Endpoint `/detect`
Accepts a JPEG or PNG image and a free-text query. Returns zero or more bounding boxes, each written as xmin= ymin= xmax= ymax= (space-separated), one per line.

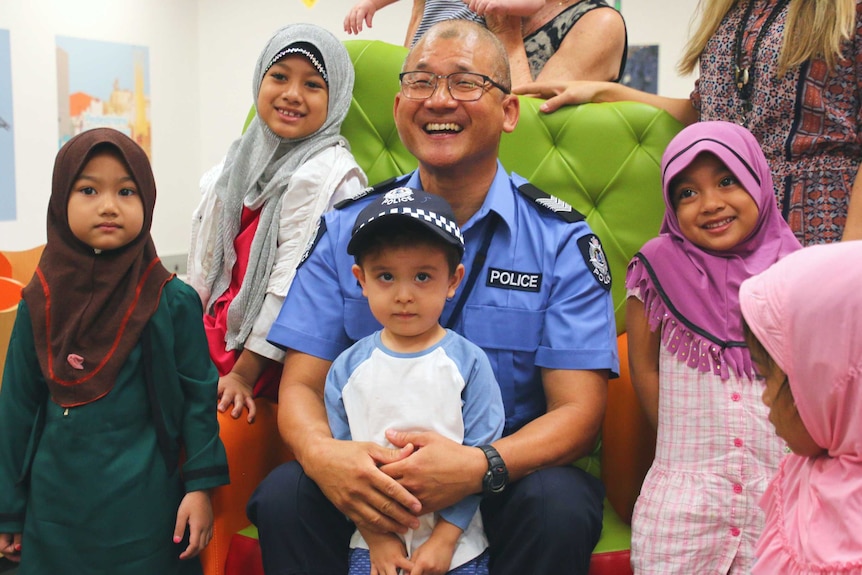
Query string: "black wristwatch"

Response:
xmin=478 ymin=444 xmax=508 ymax=495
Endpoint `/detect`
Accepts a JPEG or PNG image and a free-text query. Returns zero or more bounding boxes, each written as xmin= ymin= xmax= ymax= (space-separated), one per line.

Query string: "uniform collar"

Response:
xmin=404 ymin=160 xmax=514 ymax=234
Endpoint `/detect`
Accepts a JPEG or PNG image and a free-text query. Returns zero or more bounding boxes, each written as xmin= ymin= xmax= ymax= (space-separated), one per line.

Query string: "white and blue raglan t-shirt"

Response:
xmin=324 ymin=329 xmax=504 ymax=569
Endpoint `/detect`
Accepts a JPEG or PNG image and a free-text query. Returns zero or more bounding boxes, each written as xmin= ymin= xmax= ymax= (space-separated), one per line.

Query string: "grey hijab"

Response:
xmin=208 ymin=23 xmax=354 ymax=350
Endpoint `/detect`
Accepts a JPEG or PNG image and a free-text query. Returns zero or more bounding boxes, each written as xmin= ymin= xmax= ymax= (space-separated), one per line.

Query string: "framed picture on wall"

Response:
xmin=55 ymin=36 xmax=151 ymax=158
xmin=622 ymin=45 xmax=658 ymax=94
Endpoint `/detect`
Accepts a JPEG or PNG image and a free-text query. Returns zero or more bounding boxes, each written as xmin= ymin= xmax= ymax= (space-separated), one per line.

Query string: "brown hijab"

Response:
xmin=22 ymin=128 xmax=172 ymax=407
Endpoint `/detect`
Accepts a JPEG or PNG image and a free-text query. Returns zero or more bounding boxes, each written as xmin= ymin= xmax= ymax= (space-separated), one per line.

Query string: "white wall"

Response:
xmin=622 ymin=0 xmax=699 ymax=98
xmin=0 ymin=0 xmax=696 ymax=257
xmin=0 ymin=0 xmax=200 ymax=254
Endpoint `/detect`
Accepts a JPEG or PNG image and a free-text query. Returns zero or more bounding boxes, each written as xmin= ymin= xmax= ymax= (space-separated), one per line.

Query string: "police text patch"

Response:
xmin=486 ymin=268 xmax=542 ymax=292
xmin=577 ymin=234 xmax=611 ymax=291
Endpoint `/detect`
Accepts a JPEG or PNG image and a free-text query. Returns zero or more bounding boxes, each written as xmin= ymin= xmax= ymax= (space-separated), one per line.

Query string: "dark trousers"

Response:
xmin=247 ymin=460 xmax=604 ymax=575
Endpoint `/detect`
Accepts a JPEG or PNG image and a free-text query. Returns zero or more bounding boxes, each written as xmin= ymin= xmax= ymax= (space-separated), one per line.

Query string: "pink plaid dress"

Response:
xmin=629 ymin=292 xmax=786 ymax=574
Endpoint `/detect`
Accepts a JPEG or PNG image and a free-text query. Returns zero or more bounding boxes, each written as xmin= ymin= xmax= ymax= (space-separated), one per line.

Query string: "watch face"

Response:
xmin=485 ymin=465 xmax=507 ymax=492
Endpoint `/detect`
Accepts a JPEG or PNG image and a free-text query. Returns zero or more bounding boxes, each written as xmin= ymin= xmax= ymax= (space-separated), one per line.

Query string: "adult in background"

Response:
xmin=469 ymin=0 xmax=628 ymax=88
xmin=247 ymin=19 xmax=618 ymax=575
xmin=517 ymin=0 xmax=862 ymax=245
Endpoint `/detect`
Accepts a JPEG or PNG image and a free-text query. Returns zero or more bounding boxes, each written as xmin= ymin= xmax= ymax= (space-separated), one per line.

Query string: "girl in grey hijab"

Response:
xmin=188 ymin=23 xmax=366 ymax=423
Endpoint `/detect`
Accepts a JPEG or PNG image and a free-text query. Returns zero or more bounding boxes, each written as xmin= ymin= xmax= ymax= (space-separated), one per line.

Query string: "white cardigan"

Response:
xmin=187 ymin=143 xmax=367 ymax=363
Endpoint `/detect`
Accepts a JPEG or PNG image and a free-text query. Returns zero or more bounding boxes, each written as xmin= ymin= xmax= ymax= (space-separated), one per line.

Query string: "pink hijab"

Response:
xmin=626 ymin=121 xmax=800 ymax=379
xmin=740 ymin=241 xmax=862 ymax=573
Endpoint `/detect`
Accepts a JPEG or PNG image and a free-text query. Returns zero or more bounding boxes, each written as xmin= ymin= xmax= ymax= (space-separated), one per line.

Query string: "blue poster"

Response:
xmin=0 ymin=29 xmax=15 ymax=222
xmin=622 ymin=45 xmax=659 ymax=95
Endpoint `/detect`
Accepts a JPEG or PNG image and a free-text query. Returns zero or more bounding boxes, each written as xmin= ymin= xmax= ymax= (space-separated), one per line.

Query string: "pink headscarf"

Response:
xmin=740 ymin=241 xmax=862 ymax=574
xmin=626 ymin=121 xmax=800 ymax=379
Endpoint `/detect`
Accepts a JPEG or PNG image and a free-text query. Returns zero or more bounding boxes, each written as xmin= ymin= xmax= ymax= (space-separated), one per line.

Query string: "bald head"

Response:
xmin=405 ymin=20 xmax=512 ymax=92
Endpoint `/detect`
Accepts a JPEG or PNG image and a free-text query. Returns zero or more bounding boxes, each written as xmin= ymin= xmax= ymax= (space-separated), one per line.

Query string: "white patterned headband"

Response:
xmin=264 ymin=43 xmax=328 ymax=85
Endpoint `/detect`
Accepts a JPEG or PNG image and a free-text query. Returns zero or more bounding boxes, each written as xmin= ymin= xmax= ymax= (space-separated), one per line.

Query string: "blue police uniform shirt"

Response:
xmin=268 ymin=162 xmax=619 ymax=436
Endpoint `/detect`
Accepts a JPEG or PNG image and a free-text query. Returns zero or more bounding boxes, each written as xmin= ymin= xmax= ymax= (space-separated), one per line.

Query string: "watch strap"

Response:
xmin=479 ymin=444 xmax=508 ymax=495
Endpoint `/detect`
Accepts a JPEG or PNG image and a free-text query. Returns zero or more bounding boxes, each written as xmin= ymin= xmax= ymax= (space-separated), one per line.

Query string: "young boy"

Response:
xmin=324 ymin=187 xmax=505 ymax=575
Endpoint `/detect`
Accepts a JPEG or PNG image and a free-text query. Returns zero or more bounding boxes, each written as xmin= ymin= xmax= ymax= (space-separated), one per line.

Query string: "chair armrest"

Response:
xmin=199 ymin=398 xmax=293 ymax=575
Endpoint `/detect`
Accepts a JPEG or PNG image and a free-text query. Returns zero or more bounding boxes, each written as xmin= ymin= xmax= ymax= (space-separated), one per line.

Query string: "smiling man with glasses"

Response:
xmin=250 ymin=19 xmax=618 ymax=575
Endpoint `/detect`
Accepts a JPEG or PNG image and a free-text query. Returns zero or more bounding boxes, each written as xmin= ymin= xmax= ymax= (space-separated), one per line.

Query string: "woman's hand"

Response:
xmin=514 ymin=80 xmax=603 ymax=112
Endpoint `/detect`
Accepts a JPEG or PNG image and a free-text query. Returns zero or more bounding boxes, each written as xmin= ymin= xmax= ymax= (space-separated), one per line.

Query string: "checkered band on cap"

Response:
xmin=347 ymin=187 xmax=465 ymax=257
xmin=264 ymin=45 xmax=328 ymax=84
xmin=358 ymin=206 xmax=464 ymax=246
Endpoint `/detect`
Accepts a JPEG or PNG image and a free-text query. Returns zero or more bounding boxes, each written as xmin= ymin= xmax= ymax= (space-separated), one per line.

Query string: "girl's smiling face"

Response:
xmin=257 ymin=54 xmax=329 ymax=140
xmin=670 ymin=152 xmax=759 ymax=252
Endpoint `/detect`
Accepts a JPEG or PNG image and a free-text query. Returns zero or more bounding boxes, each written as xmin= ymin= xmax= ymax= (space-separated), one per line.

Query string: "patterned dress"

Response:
xmin=692 ymin=0 xmax=862 ymax=245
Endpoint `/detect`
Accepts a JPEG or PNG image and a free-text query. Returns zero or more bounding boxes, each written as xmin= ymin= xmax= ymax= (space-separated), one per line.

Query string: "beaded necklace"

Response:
xmin=732 ymin=0 xmax=790 ymax=124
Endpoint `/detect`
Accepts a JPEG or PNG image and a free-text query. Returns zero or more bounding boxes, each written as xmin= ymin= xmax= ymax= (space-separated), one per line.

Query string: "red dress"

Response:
xmin=203 ymin=206 xmax=281 ymax=400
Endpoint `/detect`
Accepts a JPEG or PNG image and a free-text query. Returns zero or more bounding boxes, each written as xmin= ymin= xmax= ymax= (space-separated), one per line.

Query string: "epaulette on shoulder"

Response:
xmin=334 ymin=175 xmax=412 ymax=210
xmin=517 ymin=183 xmax=585 ymax=223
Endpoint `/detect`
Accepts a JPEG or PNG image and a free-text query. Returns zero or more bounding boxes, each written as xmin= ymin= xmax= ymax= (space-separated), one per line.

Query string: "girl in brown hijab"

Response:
xmin=0 ymin=128 xmax=228 ymax=574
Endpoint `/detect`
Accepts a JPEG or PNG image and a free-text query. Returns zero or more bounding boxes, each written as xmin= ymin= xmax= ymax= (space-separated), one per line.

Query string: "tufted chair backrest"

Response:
xmin=341 ymin=39 xmax=682 ymax=333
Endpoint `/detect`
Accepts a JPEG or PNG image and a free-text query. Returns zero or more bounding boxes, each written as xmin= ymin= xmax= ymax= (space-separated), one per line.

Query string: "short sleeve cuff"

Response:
xmin=536 ymin=346 xmax=619 ymax=377
xmin=267 ymin=323 xmax=345 ymax=362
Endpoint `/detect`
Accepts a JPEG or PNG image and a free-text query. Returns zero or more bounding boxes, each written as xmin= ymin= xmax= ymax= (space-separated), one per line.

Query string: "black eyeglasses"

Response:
xmin=399 ymin=71 xmax=511 ymax=102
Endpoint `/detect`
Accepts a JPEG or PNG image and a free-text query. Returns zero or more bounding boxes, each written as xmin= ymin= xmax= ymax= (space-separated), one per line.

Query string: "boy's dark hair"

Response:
xmin=352 ymin=217 xmax=462 ymax=274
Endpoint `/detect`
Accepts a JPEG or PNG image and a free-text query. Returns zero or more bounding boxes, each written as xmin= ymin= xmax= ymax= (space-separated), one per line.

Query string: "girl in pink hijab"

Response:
xmin=741 ymin=241 xmax=862 ymax=574
xmin=626 ymin=121 xmax=801 ymax=573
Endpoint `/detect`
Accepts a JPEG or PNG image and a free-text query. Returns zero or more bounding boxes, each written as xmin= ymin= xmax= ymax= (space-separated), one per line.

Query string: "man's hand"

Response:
xmin=304 ymin=437 xmax=423 ymax=535
xmin=381 ymin=430 xmax=486 ymax=514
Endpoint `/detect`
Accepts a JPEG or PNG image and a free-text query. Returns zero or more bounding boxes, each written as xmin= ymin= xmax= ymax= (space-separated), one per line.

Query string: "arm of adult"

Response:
xmin=535 ymin=8 xmax=626 ymax=83
xmin=277 ymin=349 xmax=422 ymax=534
xmin=625 ymin=297 xmax=660 ymax=430
xmin=842 ymin=163 xmax=862 ymax=241
xmin=514 ymin=80 xmax=699 ymax=125
xmin=383 ymin=367 xmax=607 ymax=514
xmin=486 ymin=7 xmax=626 ymax=88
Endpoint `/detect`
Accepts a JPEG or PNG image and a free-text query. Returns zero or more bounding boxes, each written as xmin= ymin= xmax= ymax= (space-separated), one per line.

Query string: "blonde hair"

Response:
xmin=678 ymin=0 xmax=856 ymax=77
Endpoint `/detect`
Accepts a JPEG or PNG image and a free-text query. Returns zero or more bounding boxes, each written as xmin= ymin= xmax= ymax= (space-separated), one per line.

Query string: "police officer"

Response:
xmin=248 ymin=19 xmax=618 ymax=575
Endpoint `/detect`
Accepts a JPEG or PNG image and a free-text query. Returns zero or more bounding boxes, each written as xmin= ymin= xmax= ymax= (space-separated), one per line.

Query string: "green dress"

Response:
xmin=0 ymin=278 xmax=229 ymax=574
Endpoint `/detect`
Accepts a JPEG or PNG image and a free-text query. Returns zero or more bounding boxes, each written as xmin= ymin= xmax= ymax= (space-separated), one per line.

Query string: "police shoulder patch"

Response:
xmin=334 ymin=175 xmax=412 ymax=210
xmin=577 ymin=234 xmax=612 ymax=291
xmin=297 ymin=217 xmax=327 ymax=270
xmin=517 ymin=183 xmax=585 ymax=223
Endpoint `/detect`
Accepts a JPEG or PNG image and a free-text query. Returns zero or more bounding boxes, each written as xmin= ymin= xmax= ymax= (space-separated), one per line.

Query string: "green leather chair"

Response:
xmin=208 ymin=39 xmax=682 ymax=575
